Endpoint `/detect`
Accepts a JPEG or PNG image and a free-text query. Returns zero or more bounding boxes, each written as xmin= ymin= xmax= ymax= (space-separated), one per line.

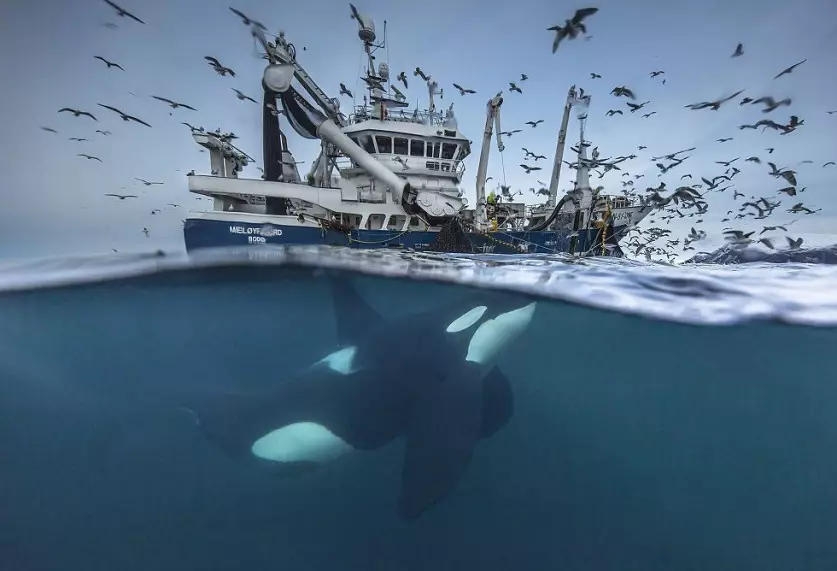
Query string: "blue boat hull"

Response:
xmin=183 ymin=218 xmax=623 ymax=256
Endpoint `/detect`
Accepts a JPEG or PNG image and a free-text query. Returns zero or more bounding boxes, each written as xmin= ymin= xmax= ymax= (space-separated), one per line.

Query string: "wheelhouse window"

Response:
xmin=410 ymin=139 xmax=424 ymax=156
xmin=357 ymin=134 xmax=376 ymax=154
xmin=426 ymin=142 xmax=440 ymax=158
xmin=375 ymin=135 xmax=392 ymax=154
xmin=441 ymin=143 xmax=457 ymax=160
xmin=393 ymin=137 xmax=409 ymax=155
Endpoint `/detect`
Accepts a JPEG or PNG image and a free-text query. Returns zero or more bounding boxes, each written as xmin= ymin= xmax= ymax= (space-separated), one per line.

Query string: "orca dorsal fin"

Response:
xmin=329 ymin=278 xmax=384 ymax=346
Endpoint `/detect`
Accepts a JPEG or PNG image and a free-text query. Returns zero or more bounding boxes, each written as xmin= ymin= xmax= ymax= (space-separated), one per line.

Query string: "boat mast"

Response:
xmin=474 ymin=92 xmax=504 ymax=231
xmin=546 ymin=85 xmax=577 ymax=210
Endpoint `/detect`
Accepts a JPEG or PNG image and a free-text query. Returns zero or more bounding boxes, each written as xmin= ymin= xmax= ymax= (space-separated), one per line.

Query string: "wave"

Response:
xmin=2 ymin=245 xmax=837 ymax=326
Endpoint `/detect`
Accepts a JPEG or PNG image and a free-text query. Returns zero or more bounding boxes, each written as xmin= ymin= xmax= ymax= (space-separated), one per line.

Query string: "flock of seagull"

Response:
xmin=428 ymin=6 xmax=834 ymax=262
xmin=37 ymin=2 xmax=835 ymax=262
xmin=39 ymin=1 xmax=263 ymax=244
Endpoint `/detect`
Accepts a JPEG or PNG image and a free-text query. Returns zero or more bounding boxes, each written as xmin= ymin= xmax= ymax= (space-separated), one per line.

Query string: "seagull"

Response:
xmin=453 ymin=83 xmax=476 ymax=95
xmin=151 ymin=96 xmax=197 ymax=111
xmin=590 ymin=73 xmax=602 ymax=79
xmin=78 ymin=154 xmax=102 ymax=162
xmin=414 ymin=67 xmax=429 ymax=81
xmin=397 ymin=71 xmax=408 ymax=89
xmin=685 ymin=90 xmax=744 ymax=110
xmin=752 ymin=96 xmax=791 ymax=113
xmin=58 ymin=108 xmax=97 ymax=120
xmin=509 ymin=82 xmax=522 ymax=94
xmin=97 ymin=103 xmax=152 ymax=127
xmin=611 ymin=86 xmax=636 ymax=99
xmin=40 ymin=126 xmax=58 ymax=133
xmin=548 ymin=7 xmax=599 ymax=53
xmin=103 ymin=0 xmax=144 ymax=24
xmin=232 ymin=88 xmax=257 ymax=103
xmin=135 ymin=178 xmax=163 ymax=186
xmin=626 ymin=100 xmax=650 ymax=113
xmin=228 ymin=7 xmax=267 ymax=30
xmin=94 ymin=56 xmax=124 ymax=70
xmin=774 ymin=59 xmax=806 ymax=79
xmin=339 ymin=83 xmax=353 ymax=97
xmin=731 ymin=43 xmax=743 ymax=57
xmin=105 ymin=193 xmax=137 ymax=199
xmin=649 ymin=70 xmax=665 ymax=78
xmin=641 ymin=111 xmax=657 ymax=118
xmin=520 ymin=164 xmax=542 ymax=174
xmin=525 ymin=120 xmax=544 ymax=127
xmin=520 ymin=74 xmax=528 ymax=81
xmin=204 ymin=56 xmax=236 ymax=77
xmin=96 ymin=130 xmax=112 ymax=136
xmin=69 ymin=137 xmax=88 ymax=142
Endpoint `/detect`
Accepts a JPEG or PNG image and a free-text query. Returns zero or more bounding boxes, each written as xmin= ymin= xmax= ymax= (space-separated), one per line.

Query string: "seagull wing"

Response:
xmin=572 ymin=7 xmax=598 ymax=25
xmin=152 ymin=96 xmax=175 ymax=105
xmin=179 ymin=103 xmax=197 ymax=111
xmin=125 ymin=114 xmax=152 ymax=127
xmin=204 ymin=56 xmax=222 ymax=66
xmin=97 ymin=103 xmax=125 ymax=116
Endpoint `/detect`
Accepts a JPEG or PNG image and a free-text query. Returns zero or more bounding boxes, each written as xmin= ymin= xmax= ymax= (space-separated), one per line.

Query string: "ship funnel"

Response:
xmin=263 ymin=63 xmax=295 ymax=93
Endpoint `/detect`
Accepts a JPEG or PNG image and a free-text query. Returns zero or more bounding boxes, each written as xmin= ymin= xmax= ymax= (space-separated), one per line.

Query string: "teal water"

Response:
xmin=1 ymin=246 xmax=836 ymax=571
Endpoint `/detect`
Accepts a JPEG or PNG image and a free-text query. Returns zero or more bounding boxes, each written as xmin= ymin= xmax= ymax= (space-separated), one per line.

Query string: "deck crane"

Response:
xmin=473 ymin=92 xmax=505 ymax=231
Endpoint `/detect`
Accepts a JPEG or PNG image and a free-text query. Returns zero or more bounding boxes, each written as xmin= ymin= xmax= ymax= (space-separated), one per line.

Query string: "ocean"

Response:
xmin=1 ymin=246 xmax=836 ymax=571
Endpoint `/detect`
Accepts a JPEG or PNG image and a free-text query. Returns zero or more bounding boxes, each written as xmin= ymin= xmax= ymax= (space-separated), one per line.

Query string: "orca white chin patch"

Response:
xmin=446 ymin=306 xmax=487 ymax=332
xmin=315 ymin=345 xmax=358 ymax=375
xmin=251 ymin=422 xmax=353 ymax=463
xmin=466 ymin=302 xmax=537 ymax=366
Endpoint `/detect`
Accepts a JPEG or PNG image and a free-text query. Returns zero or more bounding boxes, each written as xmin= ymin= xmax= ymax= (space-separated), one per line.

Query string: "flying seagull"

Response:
xmin=731 ymin=43 xmax=743 ymax=57
xmin=774 ymin=59 xmax=806 ymax=79
xmin=135 ymin=178 xmax=163 ymax=186
xmin=97 ymin=103 xmax=152 ymax=127
xmin=40 ymin=126 xmax=58 ymax=133
xmin=105 ymin=193 xmax=138 ymax=199
xmin=205 ymin=56 xmax=236 ymax=77
xmin=58 ymin=108 xmax=97 ymax=120
xmin=151 ymin=96 xmax=197 ymax=111
xmin=94 ymin=56 xmax=124 ymax=70
xmin=452 ymin=83 xmax=476 ymax=95
xmin=78 ymin=154 xmax=103 ymax=162
xmin=232 ymin=88 xmax=257 ymax=103
xmin=228 ymin=7 xmax=267 ymax=30
xmin=103 ymin=0 xmax=144 ymax=24
xmin=548 ymin=7 xmax=598 ymax=53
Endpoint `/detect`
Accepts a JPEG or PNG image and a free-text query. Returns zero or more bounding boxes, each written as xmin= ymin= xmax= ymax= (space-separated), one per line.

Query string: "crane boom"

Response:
xmin=474 ymin=93 xmax=504 ymax=230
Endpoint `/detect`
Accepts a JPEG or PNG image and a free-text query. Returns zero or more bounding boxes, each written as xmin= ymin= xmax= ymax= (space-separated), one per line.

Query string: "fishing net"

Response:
xmin=426 ymin=218 xmax=474 ymax=253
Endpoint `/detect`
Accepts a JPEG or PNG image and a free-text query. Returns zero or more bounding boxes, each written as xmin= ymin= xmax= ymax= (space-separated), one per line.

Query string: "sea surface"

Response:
xmin=1 ymin=246 xmax=837 ymax=571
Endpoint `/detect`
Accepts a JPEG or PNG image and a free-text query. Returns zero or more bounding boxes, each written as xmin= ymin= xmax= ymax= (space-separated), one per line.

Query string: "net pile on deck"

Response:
xmin=426 ymin=218 xmax=474 ymax=253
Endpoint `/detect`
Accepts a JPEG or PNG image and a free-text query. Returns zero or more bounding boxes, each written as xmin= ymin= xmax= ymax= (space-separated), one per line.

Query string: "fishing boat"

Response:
xmin=182 ymin=6 xmax=652 ymax=256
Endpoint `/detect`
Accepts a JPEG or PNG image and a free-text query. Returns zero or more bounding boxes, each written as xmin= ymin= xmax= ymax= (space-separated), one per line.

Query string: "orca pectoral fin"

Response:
xmin=329 ymin=277 xmax=384 ymax=346
xmin=481 ymin=366 xmax=514 ymax=438
xmin=399 ymin=364 xmax=483 ymax=520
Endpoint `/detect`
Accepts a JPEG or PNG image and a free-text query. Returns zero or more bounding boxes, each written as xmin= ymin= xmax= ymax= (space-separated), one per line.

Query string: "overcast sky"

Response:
xmin=0 ymin=0 xmax=835 ymax=260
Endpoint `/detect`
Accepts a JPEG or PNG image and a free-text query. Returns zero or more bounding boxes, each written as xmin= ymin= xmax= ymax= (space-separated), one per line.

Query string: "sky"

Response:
xmin=0 ymin=0 xmax=836 ymax=261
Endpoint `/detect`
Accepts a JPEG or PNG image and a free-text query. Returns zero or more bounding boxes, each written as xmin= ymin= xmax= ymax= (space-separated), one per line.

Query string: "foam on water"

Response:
xmin=1 ymin=245 xmax=837 ymax=325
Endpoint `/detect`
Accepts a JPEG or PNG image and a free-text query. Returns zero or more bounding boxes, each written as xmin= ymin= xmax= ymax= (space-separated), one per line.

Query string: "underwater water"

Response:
xmin=1 ymin=246 xmax=837 ymax=571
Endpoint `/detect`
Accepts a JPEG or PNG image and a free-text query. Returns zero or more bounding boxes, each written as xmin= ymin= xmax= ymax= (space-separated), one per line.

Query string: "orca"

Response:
xmin=189 ymin=278 xmax=537 ymax=520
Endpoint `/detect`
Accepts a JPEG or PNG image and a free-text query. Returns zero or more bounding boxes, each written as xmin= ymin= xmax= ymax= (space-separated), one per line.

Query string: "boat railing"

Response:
xmin=348 ymin=105 xmax=447 ymax=126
